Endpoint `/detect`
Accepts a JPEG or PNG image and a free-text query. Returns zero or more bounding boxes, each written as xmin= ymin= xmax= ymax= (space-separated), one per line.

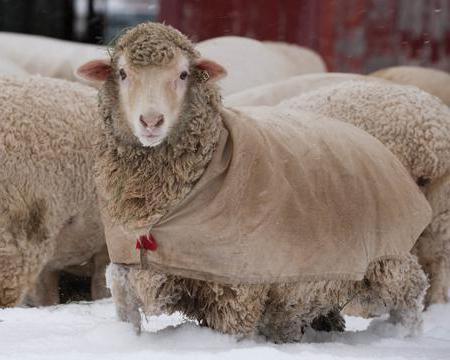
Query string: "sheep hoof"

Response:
xmin=310 ymin=308 xmax=345 ymax=332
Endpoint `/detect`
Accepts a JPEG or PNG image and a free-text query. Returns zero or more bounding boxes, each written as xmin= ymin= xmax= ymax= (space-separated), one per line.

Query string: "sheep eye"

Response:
xmin=119 ymin=68 xmax=127 ymax=81
xmin=179 ymin=71 xmax=188 ymax=80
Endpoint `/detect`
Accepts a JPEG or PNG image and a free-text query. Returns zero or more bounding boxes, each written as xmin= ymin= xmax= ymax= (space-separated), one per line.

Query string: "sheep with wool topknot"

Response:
xmin=78 ymin=22 xmax=431 ymax=342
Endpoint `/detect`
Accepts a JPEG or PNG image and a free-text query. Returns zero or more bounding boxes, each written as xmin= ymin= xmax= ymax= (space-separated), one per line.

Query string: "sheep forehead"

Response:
xmin=115 ymin=22 xmax=199 ymax=67
xmin=118 ymin=51 xmax=190 ymax=76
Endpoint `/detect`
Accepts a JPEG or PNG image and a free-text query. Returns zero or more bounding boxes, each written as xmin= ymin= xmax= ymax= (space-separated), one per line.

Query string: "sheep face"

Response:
xmin=76 ymin=22 xmax=227 ymax=148
xmin=115 ymin=51 xmax=191 ymax=147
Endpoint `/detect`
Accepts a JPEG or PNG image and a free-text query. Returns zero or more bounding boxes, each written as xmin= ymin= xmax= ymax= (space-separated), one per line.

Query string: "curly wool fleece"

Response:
xmin=114 ymin=22 xmax=199 ymax=67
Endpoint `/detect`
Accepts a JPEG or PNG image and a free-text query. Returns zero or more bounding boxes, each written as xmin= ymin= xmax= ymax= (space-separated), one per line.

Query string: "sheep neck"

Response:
xmin=96 ymin=81 xmax=223 ymax=229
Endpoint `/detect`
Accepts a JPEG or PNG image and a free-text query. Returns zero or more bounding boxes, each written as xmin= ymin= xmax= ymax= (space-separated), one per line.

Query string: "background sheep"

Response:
xmin=0 ymin=75 xmax=108 ymax=307
xmin=225 ymin=67 xmax=450 ymax=109
xmin=224 ymin=73 xmax=379 ymax=107
xmin=275 ymin=80 xmax=450 ymax=306
xmin=370 ymin=66 xmax=450 ymax=106
xmin=0 ymin=57 xmax=27 ymax=77
xmin=0 ymin=32 xmax=325 ymax=94
xmin=78 ymin=22 xmax=429 ymax=342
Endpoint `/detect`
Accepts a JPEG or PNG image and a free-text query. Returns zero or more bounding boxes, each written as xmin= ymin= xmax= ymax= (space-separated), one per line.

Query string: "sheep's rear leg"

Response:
xmin=258 ymin=283 xmax=344 ymax=343
xmin=176 ymin=282 xmax=269 ymax=338
xmin=352 ymin=255 xmax=427 ymax=335
xmin=413 ymin=227 xmax=449 ymax=307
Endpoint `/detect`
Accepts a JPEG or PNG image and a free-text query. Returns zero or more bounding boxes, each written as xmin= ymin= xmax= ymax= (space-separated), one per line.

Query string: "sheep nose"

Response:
xmin=139 ymin=114 xmax=165 ymax=129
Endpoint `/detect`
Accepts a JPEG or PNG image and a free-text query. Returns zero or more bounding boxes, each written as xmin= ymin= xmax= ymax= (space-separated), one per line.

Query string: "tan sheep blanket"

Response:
xmin=104 ymin=108 xmax=432 ymax=284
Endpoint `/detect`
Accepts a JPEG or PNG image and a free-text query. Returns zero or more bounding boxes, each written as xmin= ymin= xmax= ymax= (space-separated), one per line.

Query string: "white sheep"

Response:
xmin=0 ymin=75 xmax=109 ymax=306
xmin=0 ymin=32 xmax=325 ymax=95
xmin=275 ymin=80 xmax=450 ymax=306
xmin=196 ymin=36 xmax=326 ymax=95
xmin=78 ymin=22 xmax=431 ymax=342
xmin=370 ymin=66 xmax=450 ymax=106
xmin=0 ymin=57 xmax=28 ymax=77
xmin=224 ymin=73 xmax=377 ymax=107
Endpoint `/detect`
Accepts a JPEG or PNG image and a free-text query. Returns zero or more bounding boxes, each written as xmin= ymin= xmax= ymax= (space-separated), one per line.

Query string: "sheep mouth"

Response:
xmin=138 ymin=133 xmax=165 ymax=147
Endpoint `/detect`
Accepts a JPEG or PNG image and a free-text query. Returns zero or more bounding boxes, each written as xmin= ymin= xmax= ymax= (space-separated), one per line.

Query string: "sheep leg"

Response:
xmin=106 ymin=264 xmax=142 ymax=333
xmin=351 ymin=255 xmax=427 ymax=335
xmin=24 ymin=269 xmax=60 ymax=306
xmin=257 ymin=282 xmax=344 ymax=343
xmin=413 ymin=227 xmax=449 ymax=307
xmin=176 ymin=282 xmax=269 ymax=337
xmin=91 ymin=245 xmax=110 ymax=300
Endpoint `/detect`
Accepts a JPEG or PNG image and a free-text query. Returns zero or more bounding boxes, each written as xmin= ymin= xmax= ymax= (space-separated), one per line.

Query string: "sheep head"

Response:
xmin=77 ymin=22 xmax=227 ymax=148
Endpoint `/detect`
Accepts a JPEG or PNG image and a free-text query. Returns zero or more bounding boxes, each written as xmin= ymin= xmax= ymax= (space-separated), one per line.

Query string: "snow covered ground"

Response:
xmin=1 ymin=298 xmax=449 ymax=360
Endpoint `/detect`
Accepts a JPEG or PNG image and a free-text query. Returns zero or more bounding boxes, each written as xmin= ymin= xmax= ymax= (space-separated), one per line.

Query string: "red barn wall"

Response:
xmin=159 ymin=0 xmax=450 ymax=73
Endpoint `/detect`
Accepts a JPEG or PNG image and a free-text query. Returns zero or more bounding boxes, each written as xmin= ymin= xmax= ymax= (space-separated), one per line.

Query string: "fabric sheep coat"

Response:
xmin=105 ymin=107 xmax=431 ymax=285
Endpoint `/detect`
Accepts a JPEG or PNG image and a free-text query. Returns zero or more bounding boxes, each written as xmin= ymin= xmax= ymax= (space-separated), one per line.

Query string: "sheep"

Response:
xmin=0 ymin=32 xmax=105 ymax=87
xmin=226 ymin=71 xmax=450 ymax=306
xmin=226 ymin=67 xmax=450 ymax=109
xmin=0 ymin=32 xmax=325 ymax=95
xmin=370 ymin=66 xmax=450 ymax=106
xmin=196 ymin=36 xmax=326 ymax=95
xmin=77 ymin=22 xmax=431 ymax=342
xmin=0 ymin=75 xmax=109 ymax=307
xmin=224 ymin=73 xmax=380 ymax=108
xmin=275 ymin=80 xmax=450 ymax=306
xmin=0 ymin=57 xmax=27 ymax=77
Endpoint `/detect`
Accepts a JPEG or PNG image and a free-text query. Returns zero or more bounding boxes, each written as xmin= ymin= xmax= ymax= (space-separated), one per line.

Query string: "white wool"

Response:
xmin=0 ymin=32 xmax=326 ymax=94
xmin=371 ymin=66 xmax=450 ymax=106
xmin=224 ymin=73 xmax=385 ymax=107
xmin=197 ymin=36 xmax=326 ymax=95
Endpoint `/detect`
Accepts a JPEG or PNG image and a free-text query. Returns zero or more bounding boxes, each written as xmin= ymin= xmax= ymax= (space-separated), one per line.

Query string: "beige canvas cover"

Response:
xmin=104 ymin=107 xmax=431 ymax=284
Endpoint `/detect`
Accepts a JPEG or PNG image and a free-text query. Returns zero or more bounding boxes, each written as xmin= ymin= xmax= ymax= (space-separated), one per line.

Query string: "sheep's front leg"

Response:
xmin=351 ymin=255 xmax=427 ymax=335
xmin=106 ymin=264 xmax=142 ymax=333
xmin=91 ymin=246 xmax=111 ymax=300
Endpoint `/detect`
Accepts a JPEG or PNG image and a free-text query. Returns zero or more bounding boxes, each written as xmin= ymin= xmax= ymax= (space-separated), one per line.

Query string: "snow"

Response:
xmin=1 ymin=298 xmax=449 ymax=360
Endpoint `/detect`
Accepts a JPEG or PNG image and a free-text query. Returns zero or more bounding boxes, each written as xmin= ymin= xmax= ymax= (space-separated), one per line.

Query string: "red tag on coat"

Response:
xmin=136 ymin=234 xmax=158 ymax=251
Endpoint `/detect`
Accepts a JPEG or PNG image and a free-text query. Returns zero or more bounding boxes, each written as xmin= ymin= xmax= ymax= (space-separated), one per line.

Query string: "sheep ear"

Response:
xmin=194 ymin=58 xmax=227 ymax=82
xmin=76 ymin=59 xmax=112 ymax=82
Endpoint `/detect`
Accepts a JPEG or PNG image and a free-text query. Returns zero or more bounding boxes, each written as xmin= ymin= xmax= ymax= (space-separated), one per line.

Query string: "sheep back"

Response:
xmin=279 ymin=80 xmax=450 ymax=183
xmin=104 ymin=107 xmax=430 ymax=285
xmin=370 ymin=66 xmax=450 ymax=106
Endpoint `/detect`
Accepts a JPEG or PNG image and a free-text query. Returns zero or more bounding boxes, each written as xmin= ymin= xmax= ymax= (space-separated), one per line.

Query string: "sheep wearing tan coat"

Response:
xmin=276 ymin=81 xmax=450 ymax=306
xmin=0 ymin=75 xmax=109 ymax=307
xmin=78 ymin=22 xmax=431 ymax=342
